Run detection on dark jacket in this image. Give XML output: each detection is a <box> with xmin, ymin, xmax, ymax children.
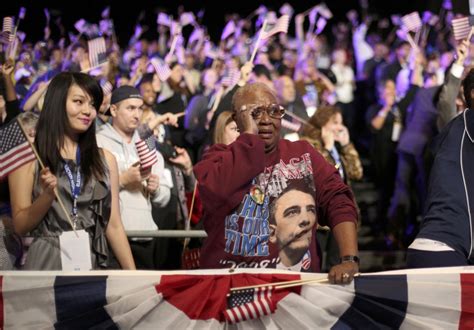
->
<box><xmin>417</xmin><ymin>109</ymin><xmax>474</xmax><ymax>262</ymax></box>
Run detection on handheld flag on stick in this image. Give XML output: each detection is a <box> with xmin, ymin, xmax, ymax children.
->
<box><xmin>1</xmin><ymin>17</ymin><xmax>14</xmax><ymax>44</ymax></box>
<box><xmin>101</xmin><ymin>81</ymin><xmax>113</xmax><ymax>96</ymax></box>
<box><xmin>88</xmin><ymin>37</ymin><xmax>107</xmax><ymax>69</ymax></box>
<box><xmin>452</xmin><ymin>16</ymin><xmax>474</xmax><ymax>41</ymax></box>
<box><xmin>224</xmin><ymin>287</ymin><xmax>275</xmax><ymax>324</ymax></box>
<box><xmin>260</xmin><ymin>15</ymin><xmax>290</xmax><ymax>40</ymax></box>
<box><xmin>135</xmin><ymin>136</ymin><xmax>158</xmax><ymax>169</ymax></box>
<box><xmin>157</xmin><ymin>13</ymin><xmax>172</xmax><ymax>27</ymax></box>
<box><xmin>0</xmin><ymin>118</ymin><xmax>35</xmax><ymax>180</ymax></box>
<box><xmin>150</xmin><ymin>58</ymin><xmax>172</xmax><ymax>81</ymax></box>
<box><xmin>221</xmin><ymin>20</ymin><xmax>236</xmax><ymax>40</ymax></box>
<box><xmin>401</xmin><ymin>12</ymin><xmax>422</xmax><ymax>32</ymax></box>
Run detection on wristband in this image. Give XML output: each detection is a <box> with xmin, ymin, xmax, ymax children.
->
<box><xmin>340</xmin><ymin>255</ymin><xmax>360</xmax><ymax>264</ymax></box>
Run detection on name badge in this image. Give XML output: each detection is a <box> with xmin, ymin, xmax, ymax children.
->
<box><xmin>392</xmin><ymin>122</ymin><xmax>402</xmax><ymax>142</ymax></box>
<box><xmin>59</xmin><ymin>230</ymin><xmax>92</xmax><ymax>271</ymax></box>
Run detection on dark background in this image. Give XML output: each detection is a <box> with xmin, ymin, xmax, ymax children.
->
<box><xmin>0</xmin><ymin>0</ymin><xmax>470</xmax><ymax>45</ymax></box>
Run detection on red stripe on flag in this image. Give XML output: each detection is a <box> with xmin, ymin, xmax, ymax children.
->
<box><xmin>459</xmin><ymin>273</ymin><xmax>474</xmax><ymax>329</ymax></box>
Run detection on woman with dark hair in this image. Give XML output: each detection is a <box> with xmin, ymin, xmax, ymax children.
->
<box><xmin>9</xmin><ymin>72</ymin><xmax>135</xmax><ymax>270</ymax></box>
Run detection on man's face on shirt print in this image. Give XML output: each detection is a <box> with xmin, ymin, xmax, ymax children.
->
<box><xmin>269</xmin><ymin>188</ymin><xmax>317</xmax><ymax>267</ymax></box>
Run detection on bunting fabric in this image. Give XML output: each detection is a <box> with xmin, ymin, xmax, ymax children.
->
<box><xmin>0</xmin><ymin>267</ymin><xmax>473</xmax><ymax>328</ymax></box>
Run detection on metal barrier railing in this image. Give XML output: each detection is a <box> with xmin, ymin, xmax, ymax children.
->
<box><xmin>125</xmin><ymin>230</ymin><xmax>207</xmax><ymax>238</ymax></box>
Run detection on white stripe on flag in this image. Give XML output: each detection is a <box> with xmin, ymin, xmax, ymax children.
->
<box><xmin>400</xmin><ymin>273</ymin><xmax>461</xmax><ymax>329</ymax></box>
<box><xmin>239</xmin><ymin>304</ymin><xmax>250</xmax><ymax>321</ymax></box>
<box><xmin>3</xmin><ymin>276</ymin><xmax>57</xmax><ymax>328</ymax></box>
<box><xmin>248</xmin><ymin>302</ymin><xmax>259</xmax><ymax>319</ymax></box>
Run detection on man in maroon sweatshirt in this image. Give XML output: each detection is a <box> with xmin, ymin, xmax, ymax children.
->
<box><xmin>194</xmin><ymin>82</ymin><xmax>359</xmax><ymax>284</ymax></box>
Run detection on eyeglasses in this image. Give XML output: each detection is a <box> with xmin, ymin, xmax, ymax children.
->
<box><xmin>240</xmin><ymin>104</ymin><xmax>286</xmax><ymax>120</ymax></box>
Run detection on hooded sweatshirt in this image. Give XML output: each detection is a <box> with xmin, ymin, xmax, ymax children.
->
<box><xmin>97</xmin><ymin>123</ymin><xmax>171</xmax><ymax>232</ymax></box>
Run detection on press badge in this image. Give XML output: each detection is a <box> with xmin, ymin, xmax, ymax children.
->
<box><xmin>59</xmin><ymin>230</ymin><xmax>92</xmax><ymax>271</ymax></box>
<box><xmin>391</xmin><ymin>121</ymin><xmax>402</xmax><ymax>142</ymax></box>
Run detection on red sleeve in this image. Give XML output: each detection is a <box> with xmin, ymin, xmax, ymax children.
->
<box><xmin>305</xmin><ymin>141</ymin><xmax>358</xmax><ymax>228</ymax></box>
<box><xmin>193</xmin><ymin>134</ymin><xmax>265</xmax><ymax>214</ymax></box>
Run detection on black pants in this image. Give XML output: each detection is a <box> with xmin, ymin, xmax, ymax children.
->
<box><xmin>129</xmin><ymin>239</ymin><xmax>159</xmax><ymax>270</ymax></box>
<box><xmin>406</xmin><ymin>249</ymin><xmax>470</xmax><ymax>268</ymax></box>
<box><xmin>388</xmin><ymin>152</ymin><xmax>428</xmax><ymax>242</ymax></box>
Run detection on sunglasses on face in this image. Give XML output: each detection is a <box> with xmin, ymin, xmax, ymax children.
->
<box><xmin>240</xmin><ymin>104</ymin><xmax>286</xmax><ymax>120</ymax></box>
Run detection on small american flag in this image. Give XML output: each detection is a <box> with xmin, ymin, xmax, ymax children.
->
<box><xmin>1</xmin><ymin>17</ymin><xmax>13</xmax><ymax>44</ymax></box>
<box><xmin>135</xmin><ymin>136</ymin><xmax>157</xmax><ymax>169</ymax></box>
<box><xmin>180</xmin><ymin>12</ymin><xmax>195</xmax><ymax>27</ymax></box>
<box><xmin>401</xmin><ymin>12</ymin><xmax>422</xmax><ymax>32</ymax></box>
<box><xmin>452</xmin><ymin>16</ymin><xmax>474</xmax><ymax>41</ymax></box>
<box><xmin>88</xmin><ymin>37</ymin><xmax>107</xmax><ymax>68</ymax></box>
<box><xmin>3</xmin><ymin>17</ymin><xmax>13</xmax><ymax>34</ymax></box>
<box><xmin>223</xmin><ymin>287</ymin><xmax>275</xmax><ymax>324</ymax></box>
<box><xmin>261</xmin><ymin>15</ymin><xmax>290</xmax><ymax>40</ymax></box>
<box><xmin>220</xmin><ymin>68</ymin><xmax>240</xmax><ymax>87</ymax></box>
<box><xmin>281</xmin><ymin>118</ymin><xmax>301</xmax><ymax>132</ymax></box>
<box><xmin>150</xmin><ymin>58</ymin><xmax>171</xmax><ymax>82</ymax></box>
<box><xmin>0</xmin><ymin>119</ymin><xmax>35</xmax><ymax>180</ymax></box>
<box><xmin>221</xmin><ymin>20</ymin><xmax>236</xmax><ymax>40</ymax></box>
<box><xmin>157</xmin><ymin>13</ymin><xmax>172</xmax><ymax>27</ymax></box>
<box><xmin>101</xmin><ymin>81</ymin><xmax>113</xmax><ymax>96</ymax></box>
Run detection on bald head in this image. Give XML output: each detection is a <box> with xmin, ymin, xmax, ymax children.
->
<box><xmin>231</xmin><ymin>82</ymin><xmax>282</xmax><ymax>154</ymax></box>
<box><xmin>232</xmin><ymin>82</ymin><xmax>278</xmax><ymax>113</ymax></box>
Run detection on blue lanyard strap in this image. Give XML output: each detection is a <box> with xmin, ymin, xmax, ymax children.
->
<box><xmin>63</xmin><ymin>147</ymin><xmax>82</xmax><ymax>227</ymax></box>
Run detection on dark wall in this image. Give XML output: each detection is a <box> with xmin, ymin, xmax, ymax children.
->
<box><xmin>0</xmin><ymin>0</ymin><xmax>469</xmax><ymax>45</ymax></box>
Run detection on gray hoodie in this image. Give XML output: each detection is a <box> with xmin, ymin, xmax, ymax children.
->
<box><xmin>96</xmin><ymin>123</ymin><xmax>171</xmax><ymax>231</ymax></box>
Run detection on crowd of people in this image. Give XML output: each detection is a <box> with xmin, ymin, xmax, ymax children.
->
<box><xmin>1</xmin><ymin>2</ymin><xmax>473</xmax><ymax>278</ymax></box>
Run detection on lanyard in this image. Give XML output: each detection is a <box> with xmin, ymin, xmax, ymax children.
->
<box><xmin>330</xmin><ymin>147</ymin><xmax>344</xmax><ymax>179</ymax></box>
<box><xmin>63</xmin><ymin>147</ymin><xmax>82</xmax><ymax>229</ymax></box>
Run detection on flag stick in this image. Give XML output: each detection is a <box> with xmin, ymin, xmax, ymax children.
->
<box><xmin>167</xmin><ymin>34</ymin><xmax>179</xmax><ymax>61</ymax></box>
<box><xmin>205</xmin><ymin>86</ymin><xmax>224</xmax><ymax>129</ymax></box>
<box><xmin>182</xmin><ymin>181</ymin><xmax>198</xmax><ymax>252</ymax></box>
<box><xmin>250</xmin><ymin>19</ymin><xmax>267</xmax><ymax>63</ymax></box>
<box><xmin>16</xmin><ymin>118</ymin><xmax>77</xmax><ymax>235</ymax></box>
<box><xmin>228</xmin><ymin>277</ymin><xmax>329</xmax><ymax>294</ymax></box>
<box><xmin>284</xmin><ymin>110</ymin><xmax>311</xmax><ymax>126</ymax></box>
<box><xmin>414</xmin><ymin>26</ymin><xmax>422</xmax><ymax>45</ymax></box>
<box><xmin>468</xmin><ymin>26</ymin><xmax>474</xmax><ymax>42</ymax></box>
<box><xmin>405</xmin><ymin>32</ymin><xmax>418</xmax><ymax>50</ymax></box>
